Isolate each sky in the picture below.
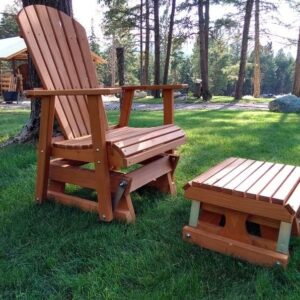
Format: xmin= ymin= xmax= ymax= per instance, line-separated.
xmin=0 ymin=0 xmax=299 ymax=56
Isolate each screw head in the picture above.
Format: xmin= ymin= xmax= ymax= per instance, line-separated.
xmin=185 ymin=233 xmax=191 ymax=239
xmin=102 ymin=214 xmax=106 ymax=219
xmin=96 ymin=148 xmax=100 ymax=152
xmin=40 ymin=150 xmax=44 ymax=153
xmin=97 ymin=161 xmax=101 ymax=164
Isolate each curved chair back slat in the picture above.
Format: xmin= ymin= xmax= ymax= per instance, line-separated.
xmin=17 ymin=5 xmax=106 ymax=139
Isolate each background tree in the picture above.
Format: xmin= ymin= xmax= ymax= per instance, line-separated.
xmin=144 ymin=0 xmax=151 ymax=85
xmin=3 ymin=0 xmax=73 ymax=146
xmin=274 ymin=50 xmax=294 ymax=94
xmin=234 ymin=0 xmax=254 ymax=100
xmin=293 ymin=27 xmax=300 ymax=96
xmin=197 ymin=0 xmax=211 ymax=100
xmin=0 ymin=0 xmax=21 ymax=39
xmin=253 ymin=0 xmax=260 ymax=98
xmin=163 ymin=0 xmax=176 ymax=84
xmin=153 ymin=0 xmax=161 ymax=97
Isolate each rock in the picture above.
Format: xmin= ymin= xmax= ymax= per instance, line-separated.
xmin=242 ymin=95 xmax=255 ymax=100
xmin=174 ymin=91 xmax=182 ymax=98
xmin=269 ymin=95 xmax=300 ymax=113
xmin=134 ymin=91 xmax=147 ymax=98
xmin=175 ymin=96 xmax=187 ymax=101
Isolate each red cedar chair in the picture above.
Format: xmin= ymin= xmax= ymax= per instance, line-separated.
xmin=17 ymin=5 xmax=187 ymax=223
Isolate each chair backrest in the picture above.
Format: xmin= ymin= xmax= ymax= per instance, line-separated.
xmin=17 ymin=5 xmax=106 ymax=139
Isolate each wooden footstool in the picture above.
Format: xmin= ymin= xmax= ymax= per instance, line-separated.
xmin=183 ymin=157 xmax=300 ymax=267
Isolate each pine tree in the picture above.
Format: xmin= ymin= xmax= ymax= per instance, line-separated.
xmin=0 ymin=0 xmax=21 ymax=39
xmin=293 ymin=27 xmax=300 ymax=96
xmin=3 ymin=0 xmax=73 ymax=145
xmin=253 ymin=0 xmax=261 ymax=98
xmin=234 ymin=0 xmax=254 ymax=100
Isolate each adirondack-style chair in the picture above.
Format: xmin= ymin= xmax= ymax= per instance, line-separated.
xmin=17 ymin=5 xmax=187 ymax=223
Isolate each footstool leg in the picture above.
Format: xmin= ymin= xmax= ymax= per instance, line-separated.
xmin=276 ymin=222 xmax=292 ymax=254
xmin=189 ymin=200 xmax=200 ymax=227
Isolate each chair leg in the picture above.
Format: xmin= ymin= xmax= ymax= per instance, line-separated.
xmin=94 ymin=162 xmax=114 ymax=222
xmin=189 ymin=200 xmax=201 ymax=227
xmin=35 ymin=151 xmax=51 ymax=204
xmin=276 ymin=222 xmax=292 ymax=255
xmin=35 ymin=96 xmax=55 ymax=204
xmin=153 ymin=172 xmax=177 ymax=195
xmin=114 ymin=194 xmax=136 ymax=223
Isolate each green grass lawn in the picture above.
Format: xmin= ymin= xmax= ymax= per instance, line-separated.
xmin=1 ymin=108 xmax=300 ymax=299
xmin=134 ymin=95 xmax=274 ymax=105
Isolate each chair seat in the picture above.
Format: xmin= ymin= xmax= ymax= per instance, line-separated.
xmin=52 ymin=125 xmax=186 ymax=164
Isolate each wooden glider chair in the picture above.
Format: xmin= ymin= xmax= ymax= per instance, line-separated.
xmin=17 ymin=5 xmax=187 ymax=223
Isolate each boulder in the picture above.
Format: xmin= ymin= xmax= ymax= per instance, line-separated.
xmin=268 ymin=95 xmax=300 ymax=113
xmin=134 ymin=90 xmax=147 ymax=98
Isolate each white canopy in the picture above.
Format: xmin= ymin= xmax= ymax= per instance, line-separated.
xmin=0 ymin=36 xmax=105 ymax=63
xmin=0 ymin=37 xmax=27 ymax=60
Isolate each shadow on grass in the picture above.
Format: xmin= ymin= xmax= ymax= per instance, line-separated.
xmin=1 ymin=109 xmax=300 ymax=298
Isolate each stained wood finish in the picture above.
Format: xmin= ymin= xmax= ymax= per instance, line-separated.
xmin=18 ymin=5 xmax=186 ymax=223
xmin=185 ymin=186 xmax=292 ymax=222
xmin=119 ymin=85 xmax=188 ymax=127
xmin=183 ymin=157 xmax=300 ymax=267
xmin=122 ymin=84 xmax=188 ymax=91
xmin=25 ymin=88 xmax=122 ymax=96
xmin=51 ymin=125 xmax=185 ymax=168
xmin=163 ymin=89 xmax=174 ymax=125
xmin=183 ymin=226 xmax=289 ymax=267
xmin=188 ymin=157 xmax=300 ymax=207
xmin=119 ymin=89 xmax=134 ymax=127
xmin=35 ymin=96 xmax=55 ymax=203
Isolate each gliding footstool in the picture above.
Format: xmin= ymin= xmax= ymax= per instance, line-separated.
xmin=182 ymin=157 xmax=300 ymax=267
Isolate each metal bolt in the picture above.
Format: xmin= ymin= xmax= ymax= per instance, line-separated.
xmin=120 ymin=180 xmax=128 ymax=188
xmin=97 ymin=161 xmax=101 ymax=164
xmin=40 ymin=150 xmax=44 ymax=153
xmin=96 ymin=148 xmax=100 ymax=152
xmin=185 ymin=233 xmax=191 ymax=239
xmin=36 ymin=198 xmax=39 ymax=201
xmin=275 ymin=261 xmax=281 ymax=267
xmin=102 ymin=214 xmax=106 ymax=219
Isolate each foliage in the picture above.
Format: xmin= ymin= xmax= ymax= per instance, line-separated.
xmin=1 ymin=108 xmax=300 ymax=298
xmin=0 ymin=0 xmax=21 ymax=39
xmin=246 ymin=44 xmax=295 ymax=95
xmin=94 ymin=0 xmax=297 ymax=96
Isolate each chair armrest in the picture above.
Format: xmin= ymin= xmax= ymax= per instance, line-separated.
xmin=119 ymin=84 xmax=188 ymax=127
xmin=24 ymin=87 xmax=122 ymax=97
xmin=122 ymin=84 xmax=188 ymax=91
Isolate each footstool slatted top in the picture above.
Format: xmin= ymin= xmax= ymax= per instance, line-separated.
xmin=188 ymin=157 xmax=300 ymax=215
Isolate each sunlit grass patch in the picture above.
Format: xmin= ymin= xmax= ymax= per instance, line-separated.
xmin=1 ymin=108 xmax=300 ymax=298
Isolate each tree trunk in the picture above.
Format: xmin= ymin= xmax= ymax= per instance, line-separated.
xmin=204 ymin=0 xmax=209 ymax=72
xmin=117 ymin=47 xmax=125 ymax=107
xmin=153 ymin=0 xmax=160 ymax=98
xmin=293 ymin=27 xmax=300 ymax=97
xmin=1 ymin=0 xmax=73 ymax=147
xmin=163 ymin=0 xmax=176 ymax=84
xmin=198 ymin=0 xmax=211 ymax=101
xmin=111 ymin=34 xmax=116 ymax=86
xmin=139 ymin=0 xmax=144 ymax=84
xmin=22 ymin=0 xmax=72 ymax=14
xmin=144 ymin=0 xmax=150 ymax=85
xmin=116 ymin=47 xmax=125 ymax=87
xmin=253 ymin=0 xmax=260 ymax=98
xmin=234 ymin=0 xmax=254 ymax=100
